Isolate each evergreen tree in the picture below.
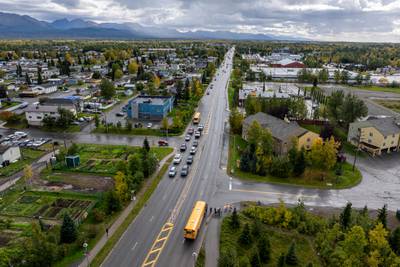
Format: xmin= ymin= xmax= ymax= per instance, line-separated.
xmin=218 ymin=248 xmax=237 ymax=267
xmin=37 ymin=67 xmax=43 ymax=84
xmin=285 ymin=242 xmax=298 ymax=266
xmin=250 ymin=250 xmax=261 ymax=267
xmin=239 ymin=223 xmax=252 ymax=245
xmin=377 ymin=204 xmax=388 ymax=228
xmin=25 ymin=73 xmax=31 ymax=85
xmin=142 ymin=137 xmax=150 ymax=153
xmin=277 ymin=253 xmax=286 ymax=267
xmin=293 ymin=147 xmax=306 ymax=176
xmin=60 ymin=214 xmax=77 ymax=243
xmin=258 ymin=234 xmax=271 ymax=263
xmin=390 ymin=227 xmax=400 ymax=255
xmin=230 ymin=208 xmax=240 ymax=229
xmin=340 ymin=202 xmax=352 ymax=230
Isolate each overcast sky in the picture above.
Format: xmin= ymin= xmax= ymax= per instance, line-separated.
xmin=1 ymin=0 xmax=400 ymax=42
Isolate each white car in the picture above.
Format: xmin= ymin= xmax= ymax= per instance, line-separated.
xmin=147 ymin=123 xmax=153 ymax=128
xmin=173 ymin=154 xmax=182 ymax=164
xmin=168 ymin=166 xmax=177 ymax=177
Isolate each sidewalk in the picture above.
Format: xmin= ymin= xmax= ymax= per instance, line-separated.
xmin=78 ymin=152 xmax=174 ymax=267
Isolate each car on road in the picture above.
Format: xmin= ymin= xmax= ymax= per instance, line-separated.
xmin=147 ymin=123 xmax=153 ymax=128
xmin=173 ymin=154 xmax=182 ymax=164
xmin=168 ymin=166 xmax=177 ymax=177
xmin=180 ymin=165 xmax=189 ymax=177
xmin=185 ymin=135 xmax=191 ymax=141
xmin=186 ymin=155 xmax=194 ymax=165
xmin=194 ymin=131 xmax=201 ymax=139
xmin=192 ymin=140 xmax=199 ymax=147
xmin=187 ymin=128 xmax=194 ymax=135
xmin=197 ymin=124 xmax=204 ymax=131
xmin=116 ymin=112 xmax=125 ymax=117
xmin=206 ymin=91 xmax=210 ymax=95
xmin=190 ymin=146 xmax=197 ymax=155
xmin=180 ymin=143 xmax=187 ymax=152
xmin=158 ymin=140 xmax=169 ymax=146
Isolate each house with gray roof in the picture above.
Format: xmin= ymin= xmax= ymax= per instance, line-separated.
xmin=242 ymin=112 xmax=320 ymax=155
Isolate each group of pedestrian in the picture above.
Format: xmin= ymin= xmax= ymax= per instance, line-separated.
xmin=206 ymin=205 xmax=235 ymax=217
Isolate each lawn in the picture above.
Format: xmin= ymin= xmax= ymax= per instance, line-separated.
xmin=373 ymin=99 xmax=400 ymax=113
xmin=0 ymin=148 xmax=45 ymax=177
xmin=351 ymin=85 xmax=400 ymax=94
xmin=52 ymin=143 xmax=173 ymax=175
xmin=92 ymin=126 xmax=181 ymax=137
xmin=228 ymin=135 xmax=362 ymax=189
xmin=0 ymin=101 xmax=20 ymax=110
xmin=220 ymin=210 xmax=321 ymax=266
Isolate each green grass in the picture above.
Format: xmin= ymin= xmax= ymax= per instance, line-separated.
xmin=196 ymin=247 xmax=205 ymax=267
xmin=220 ymin=213 xmax=321 ymax=266
xmin=90 ymin=156 xmax=173 ymax=267
xmin=42 ymin=125 xmax=81 ymax=133
xmin=373 ymin=99 xmax=400 ymax=113
xmin=0 ymin=148 xmax=45 ymax=177
xmin=228 ymin=135 xmax=362 ymax=189
xmin=0 ymin=101 xmax=20 ymax=110
xmin=351 ymin=85 xmax=400 ymax=94
xmin=93 ymin=126 xmax=181 ymax=137
xmin=228 ymin=80 xmax=235 ymax=109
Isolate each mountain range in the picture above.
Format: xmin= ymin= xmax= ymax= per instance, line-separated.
xmin=0 ymin=12 xmax=306 ymax=41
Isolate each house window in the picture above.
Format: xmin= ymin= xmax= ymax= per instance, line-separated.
xmin=307 ymin=138 xmax=310 ymax=142
xmin=384 ymin=136 xmax=387 ymax=139
xmin=29 ymin=116 xmax=32 ymax=119
xmin=383 ymin=143 xmax=386 ymax=147
xmin=306 ymin=145 xmax=310 ymax=149
xmin=37 ymin=116 xmax=42 ymax=119
xmin=50 ymin=112 xmax=55 ymax=114
xmin=369 ymin=132 xmax=373 ymax=137
xmin=392 ymin=141 xmax=395 ymax=144
xmin=393 ymin=134 xmax=396 ymax=138
xmin=368 ymin=139 xmax=371 ymax=143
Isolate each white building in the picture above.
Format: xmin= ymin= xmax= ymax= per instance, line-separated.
xmin=0 ymin=146 xmax=21 ymax=166
xmin=25 ymin=104 xmax=76 ymax=126
xmin=31 ymin=83 xmax=58 ymax=95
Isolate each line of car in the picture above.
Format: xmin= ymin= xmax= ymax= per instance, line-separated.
xmin=169 ymin=124 xmax=204 ymax=178
xmin=0 ymin=131 xmax=51 ymax=148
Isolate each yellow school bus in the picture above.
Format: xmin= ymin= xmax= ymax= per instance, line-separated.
xmin=184 ymin=201 xmax=206 ymax=240
xmin=193 ymin=112 xmax=201 ymax=124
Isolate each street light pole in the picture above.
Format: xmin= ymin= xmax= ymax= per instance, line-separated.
xmin=83 ymin=242 xmax=89 ymax=266
xmin=192 ymin=252 xmax=198 ymax=267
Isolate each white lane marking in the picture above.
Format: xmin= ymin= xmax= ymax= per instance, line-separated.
xmin=131 ymin=242 xmax=138 ymax=251
xmin=229 ymin=177 xmax=232 ymax=191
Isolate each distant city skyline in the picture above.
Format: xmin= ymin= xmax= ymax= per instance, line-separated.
xmin=0 ymin=0 xmax=399 ymax=42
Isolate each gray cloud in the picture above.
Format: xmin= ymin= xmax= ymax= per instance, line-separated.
xmin=0 ymin=0 xmax=399 ymax=41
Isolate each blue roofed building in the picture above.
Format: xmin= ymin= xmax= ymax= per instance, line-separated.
xmin=126 ymin=95 xmax=174 ymax=121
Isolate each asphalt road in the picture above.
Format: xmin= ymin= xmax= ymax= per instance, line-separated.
xmin=101 ymin=48 xmax=235 ymax=267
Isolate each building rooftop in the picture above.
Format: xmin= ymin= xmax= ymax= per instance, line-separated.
xmin=362 ymin=117 xmax=400 ymax=136
xmin=131 ymin=96 xmax=173 ymax=106
xmin=244 ymin=112 xmax=308 ymax=142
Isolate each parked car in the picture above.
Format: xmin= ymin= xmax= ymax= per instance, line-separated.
xmin=147 ymin=123 xmax=153 ymax=128
xmin=158 ymin=140 xmax=169 ymax=146
xmin=180 ymin=143 xmax=187 ymax=152
xmin=180 ymin=165 xmax=189 ymax=177
xmin=190 ymin=146 xmax=197 ymax=155
xmin=185 ymin=135 xmax=191 ymax=141
xmin=194 ymin=131 xmax=201 ymax=139
xmin=192 ymin=140 xmax=199 ymax=147
xmin=116 ymin=112 xmax=125 ymax=117
xmin=186 ymin=155 xmax=194 ymax=165
xmin=168 ymin=166 xmax=177 ymax=177
xmin=173 ymin=154 xmax=182 ymax=164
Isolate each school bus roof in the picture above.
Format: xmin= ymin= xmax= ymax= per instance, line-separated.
xmin=184 ymin=201 xmax=206 ymax=231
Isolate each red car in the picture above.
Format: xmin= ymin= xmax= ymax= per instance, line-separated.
xmin=158 ymin=140 xmax=169 ymax=146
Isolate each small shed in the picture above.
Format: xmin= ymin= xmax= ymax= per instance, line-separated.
xmin=65 ymin=155 xmax=80 ymax=168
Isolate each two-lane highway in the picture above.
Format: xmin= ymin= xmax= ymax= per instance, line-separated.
xmin=102 ymin=48 xmax=235 ymax=267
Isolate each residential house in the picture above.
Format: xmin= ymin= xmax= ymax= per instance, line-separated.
xmin=242 ymin=112 xmax=320 ymax=155
xmin=0 ymin=145 xmax=21 ymax=166
xmin=31 ymin=83 xmax=58 ymax=95
xmin=348 ymin=117 xmax=400 ymax=156
xmin=126 ymin=95 xmax=174 ymax=121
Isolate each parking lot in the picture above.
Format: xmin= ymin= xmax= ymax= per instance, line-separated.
xmin=0 ymin=131 xmax=51 ymax=148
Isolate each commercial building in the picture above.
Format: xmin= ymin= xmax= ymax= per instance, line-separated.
xmin=126 ymin=95 xmax=174 ymax=121
xmin=242 ymin=112 xmax=320 ymax=155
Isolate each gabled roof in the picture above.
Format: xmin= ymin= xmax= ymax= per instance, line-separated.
xmin=360 ymin=117 xmax=400 ymax=136
xmin=244 ymin=112 xmax=308 ymax=142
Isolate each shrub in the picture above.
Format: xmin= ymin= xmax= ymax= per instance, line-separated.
xmin=92 ymin=208 xmax=106 ymax=222
xmin=396 ymin=210 xmax=400 ymax=221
